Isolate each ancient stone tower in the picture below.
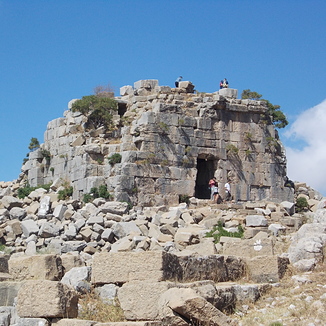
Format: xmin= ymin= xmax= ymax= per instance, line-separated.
xmin=22 ymin=79 xmax=293 ymax=206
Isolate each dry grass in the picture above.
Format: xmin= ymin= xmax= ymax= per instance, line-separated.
xmin=236 ymin=263 xmax=326 ymax=326
xmin=78 ymin=291 xmax=125 ymax=323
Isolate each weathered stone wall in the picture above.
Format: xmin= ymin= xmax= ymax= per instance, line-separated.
xmin=22 ymin=79 xmax=292 ymax=206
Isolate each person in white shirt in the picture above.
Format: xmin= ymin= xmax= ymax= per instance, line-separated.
xmin=224 ymin=181 xmax=231 ymax=201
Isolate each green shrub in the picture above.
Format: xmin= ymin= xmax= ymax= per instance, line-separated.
xmin=58 ymin=186 xmax=73 ymax=201
xmin=108 ymin=153 xmax=122 ymax=165
xmin=83 ymin=193 xmax=93 ymax=203
xmin=179 ymin=194 xmax=190 ymax=205
xmin=71 ymin=94 xmax=118 ymax=130
xmin=226 ymin=144 xmax=239 ymax=155
xmin=296 ymin=197 xmax=309 ymax=212
xmin=28 ymin=137 xmax=40 ymax=151
xmin=206 ymin=221 xmax=244 ymax=243
xmin=17 ymin=183 xmax=51 ymax=199
xmin=83 ymin=185 xmax=112 ymax=203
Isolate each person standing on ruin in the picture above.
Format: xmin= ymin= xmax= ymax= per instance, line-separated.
xmin=175 ymin=76 xmax=183 ymax=87
xmin=222 ymin=78 xmax=229 ymax=88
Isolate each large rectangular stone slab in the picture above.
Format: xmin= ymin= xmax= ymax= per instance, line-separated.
xmin=17 ymin=280 xmax=78 ymax=318
xmin=91 ymin=252 xmax=181 ymax=285
xmin=118 ymin=280 xmax=174 ymax=321
xmin=245 ymin=255 xmax=289 ymax=283
xmin=8 ymin=254 xmax=63 ymax=281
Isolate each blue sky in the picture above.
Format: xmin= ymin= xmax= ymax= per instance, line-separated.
xmin=0 ymin=0 xmax=325 ymax=194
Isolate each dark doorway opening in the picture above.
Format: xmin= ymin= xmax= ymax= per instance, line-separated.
xmin=118 ymin=102 xmax=127 ymax=117
xmin=195 ymin=158 xmax=216 ymax=199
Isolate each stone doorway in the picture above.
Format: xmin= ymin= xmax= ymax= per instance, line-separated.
xmin=195 ymin=158 xmax=216 ymax=199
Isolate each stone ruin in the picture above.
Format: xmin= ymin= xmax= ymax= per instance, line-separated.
xmin=21 ymin=79 xmax=293 ymax=207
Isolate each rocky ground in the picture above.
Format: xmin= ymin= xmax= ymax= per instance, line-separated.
xmin=0 ymin=179 xmax=325 ymax=325
xmin=235 ymin=263 xmax=326 ymax=326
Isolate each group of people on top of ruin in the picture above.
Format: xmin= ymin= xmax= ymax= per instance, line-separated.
xmin=175 ymin=76 xmax=229 ymax=89
xmin=208 ymin=177 xmax=232 ymax=204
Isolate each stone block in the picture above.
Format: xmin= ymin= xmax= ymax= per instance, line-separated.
xmin=21 ymin=220 xmax=39 ymax=237
xmin=118 ymin=280 xmax=173 ymax=321
xmin=134 ymin=79 xmax=158 ymax=90
xmin=15 ymin=318 xmax=50 ymax=326
xmin=219 ymin=88 xmax=238 ymax=99
xmin=164 ymin=287 xmax=238 ymax=326
xmin=38 ymin=196 xmax=51 ymax=217
xmin=8 ymin=254 xmax=63 ymax=281
xmin=17 ymin=280 xmax=78 ymax=318
xmin=52 ymin=320 xmax=97 ymax=326
xmin=120 ymin=85 xmax=134 ymax=96
xmin=91 ymin=251 xmax=182 ymax=285
xmin=245 ymin=255 xmax=289 ymax=283
xmin=177 ymin=255 xmax=245 ymax=282
xmin=223 ymin=238 xmax=273 ymax=258
xmin=246 ymin=215 xmax=268 ymax=227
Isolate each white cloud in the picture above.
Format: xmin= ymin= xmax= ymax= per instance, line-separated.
xmin=284 ymin=99 xmax=326 ymax=196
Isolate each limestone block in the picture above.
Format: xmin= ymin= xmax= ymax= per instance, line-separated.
xmin=232 ymin=283 xmax=271 ymax=303
xmin=95 ymin=283 xmax=118 ymax=303
xmin=245 ymin=255 xmax=289 ymax=283
xmin=38 ymin=196 xmax=51 ymax=217
xmin=120 ymin=85 xmax=134 ymax=96
xmin=223 ymin=237 xmax=273 ymax=258
xmin=53 ymin=204 xmax=68 ymax=220
xmin=1 ymin=196 xmax=23 ymax=209
xmin=174 ymin=226 xmax=204 ymax=246
xmin=52 ymin=319 xmax=97 ymax=325
xmin=219 ymin=88 xmax=238 ymax=99
xmin=38 ymin=222 xmax=60 ymax=238
xmin=21 ymin=220 xmax=39 ymax=237
xmin=99 ymin=201 xmax=129 ymax=215
xmin=134 ymin=79 xmax=158 ymax=90
xmin=178 ymin=81 xmax=195 ymax=93
xmin=165 ymin=287 xmax=238 ymax=326
xmin=71 ymin=135 xmax=85 ymax=147
xmin=17 ymin=280 xmax=78 ymax=318
xmin=281 ymin=201 xmax=295 ymax=215
xmin=15 ymin=318 xmax=50 ymax=325
xmin=177 ymin=255 xmax=245 ymax=282
xmin=180 ymin=238 xmax=217 ymax=256
xmin=26 ymin=202 xmax=39 ymax=215
xmin=6 ymin=220 xmax=23 ymax=236
xmin=87 ymin=215 xmax=104 ymax=226
xmin=110 ymin=237 xmax=134 ymax=252
xmin=245 ymin=215 xmax=268 ymax=227
xmin=61 ymin=266 xmax=91 ymax=293
xmin=60 ymin=253 xmax=85 ymax=273
xmin=196 ymin=117 xmax=212 ymax=130
xmin=101 ymin=228 xmax=114 ymax=242
xmin=112 ymin=221 xmax=141 ymax=239
xmin=268 ymin=223 xmax=286 ymax=236
xmin=91 ymin=252 xmax=182 ymax=285
xmin=8 ymin=254 xmax=63 ymax=281
xmin=118 ymin=280 xmax=173 ymax=320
